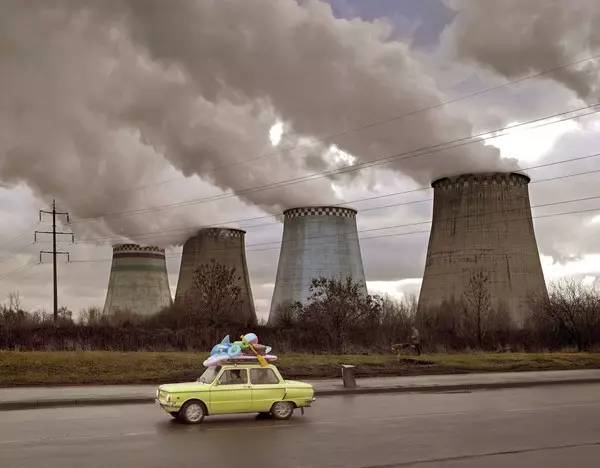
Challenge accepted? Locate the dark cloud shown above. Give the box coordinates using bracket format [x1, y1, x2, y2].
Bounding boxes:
[443, 0, 600, 103]
[0, 0, 513, 246]
[0, 0, 598, 316]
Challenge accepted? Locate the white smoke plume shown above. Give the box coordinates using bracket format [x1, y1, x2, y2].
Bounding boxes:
[0, 0, 512, 245]
[444, 0, 600, 102]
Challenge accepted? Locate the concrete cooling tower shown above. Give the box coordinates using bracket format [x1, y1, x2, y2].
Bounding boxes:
[417, 172, 548, 326]
[103, 244, 173, 316]
[268, 206, 367, 325]
[175, 228, 257, 326]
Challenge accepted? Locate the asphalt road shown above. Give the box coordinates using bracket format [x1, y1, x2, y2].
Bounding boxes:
[1, 384, 600, 467]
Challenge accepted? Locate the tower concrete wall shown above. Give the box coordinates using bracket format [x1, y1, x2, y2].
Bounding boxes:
[175, 228, 257, 326]
[103, 244, 173, 316]
[417, 172, 548, 327]
[268, 206, 367, 325]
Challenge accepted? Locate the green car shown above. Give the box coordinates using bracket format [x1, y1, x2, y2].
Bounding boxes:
[155, 362, 315, 424]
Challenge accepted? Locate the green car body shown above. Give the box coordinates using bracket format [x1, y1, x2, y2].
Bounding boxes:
[155, 362, 315, 423]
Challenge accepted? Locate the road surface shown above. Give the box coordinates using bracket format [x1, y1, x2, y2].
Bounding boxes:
[1, 384, 599, 467]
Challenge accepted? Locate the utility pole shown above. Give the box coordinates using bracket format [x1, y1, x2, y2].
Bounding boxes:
[35, 200, 73, 324]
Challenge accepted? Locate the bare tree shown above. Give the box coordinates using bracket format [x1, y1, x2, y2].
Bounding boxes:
[184, 260, 244, 328]
[463, 270, 491, 348]
[0, 291, 28, 329]
[56, 306, 74, 325]
[273, 299, 303, 328]
[78, 306, 106, 326]
[7, 291, 23, 313]
[530, 280, 600, 351]
[299, 276, 382, 350]
[110, 308, 141, 327]
[418, 297, 464, 351]
[380, 294, 416, 344]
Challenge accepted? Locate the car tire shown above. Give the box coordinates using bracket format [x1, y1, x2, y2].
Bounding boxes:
[180, 401, 206, 424]
[271, 401, 294, 420]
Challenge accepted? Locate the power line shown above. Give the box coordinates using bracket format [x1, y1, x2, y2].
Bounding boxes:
[0, 202, 53, 252]
[68, 195, 600, 263]
[4, 57, 600, 297]
[0, 243, 36, 266]
[17, 265, 48, 282]
[247, 205, 600, 253]
[0, 263, 52, 284]
[68, 52, 600, 206]
[0, 222, 40, 252]
[67, 103, 600, 228]
[0, 263, 33, 282]
[237, 194, 600, 251]
[69, 103, 600, 223]
[75, 158, 600, 245]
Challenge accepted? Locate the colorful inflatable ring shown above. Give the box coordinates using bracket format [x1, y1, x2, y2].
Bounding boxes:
[227, 344, 242, 357]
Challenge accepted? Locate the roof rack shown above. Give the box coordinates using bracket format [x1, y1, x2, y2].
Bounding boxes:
[223, 358, 259, 363]
[224, 357, 274, 363]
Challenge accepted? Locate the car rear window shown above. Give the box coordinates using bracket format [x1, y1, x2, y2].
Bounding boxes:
[250, 368, 280, 385]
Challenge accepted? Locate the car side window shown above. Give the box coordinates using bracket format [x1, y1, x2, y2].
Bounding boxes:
[217, 369, 248, 386]
[250, 368, 280, 385]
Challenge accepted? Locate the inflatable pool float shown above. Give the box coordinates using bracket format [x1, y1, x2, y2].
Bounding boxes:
[203, 353, 278, 367]
[205, 333, 276, 367]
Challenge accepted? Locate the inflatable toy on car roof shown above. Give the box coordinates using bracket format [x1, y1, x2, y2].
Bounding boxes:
[203, 333, 277, 367]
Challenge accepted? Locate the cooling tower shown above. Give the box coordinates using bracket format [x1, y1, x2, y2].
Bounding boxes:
[175, 228, 257, 326]
[417, 172, 548, 327]
[268, 206, 367, 325]
[103, 244, 173, 316]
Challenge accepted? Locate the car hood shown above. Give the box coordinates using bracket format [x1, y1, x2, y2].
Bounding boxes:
[159, 382, 209, 393]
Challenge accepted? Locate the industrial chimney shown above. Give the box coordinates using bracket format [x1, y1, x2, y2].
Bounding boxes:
[103, 244, 173, 316]
[175, 228, 257, 326]
[268, 206, 367, 325]
[417, 172, 548, 327]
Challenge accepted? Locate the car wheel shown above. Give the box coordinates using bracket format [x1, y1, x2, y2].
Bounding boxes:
[271, 401, 294, 420]
[180, 401, 205, 424]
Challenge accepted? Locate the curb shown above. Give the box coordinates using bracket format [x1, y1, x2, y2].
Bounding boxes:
[318, 376, 600, 396]
[2, 376, 600, 411]
[0, 397, 152, 412]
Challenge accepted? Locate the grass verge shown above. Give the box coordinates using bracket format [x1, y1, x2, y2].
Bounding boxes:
[0, 351, 599, 387]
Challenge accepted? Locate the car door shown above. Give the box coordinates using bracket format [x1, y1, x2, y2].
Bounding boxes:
[209, 368, 252, 414]
[249, 368, 284, 412]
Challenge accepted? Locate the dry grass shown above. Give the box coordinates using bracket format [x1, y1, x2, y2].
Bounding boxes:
[1, 351, 599, 386]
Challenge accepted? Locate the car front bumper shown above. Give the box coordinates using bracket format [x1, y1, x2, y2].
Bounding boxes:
[155, 399, 180, 412]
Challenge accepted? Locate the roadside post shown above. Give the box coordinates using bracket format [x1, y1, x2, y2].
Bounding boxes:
[342, 364, 356, 388]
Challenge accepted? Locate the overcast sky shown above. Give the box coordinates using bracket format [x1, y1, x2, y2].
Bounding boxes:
[1, 0, 599, 321]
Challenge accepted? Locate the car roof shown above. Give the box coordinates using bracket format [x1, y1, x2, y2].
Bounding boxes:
[218, 363, 278, 370]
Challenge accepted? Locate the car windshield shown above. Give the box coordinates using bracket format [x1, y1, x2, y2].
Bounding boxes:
[198, 366, 221, 384]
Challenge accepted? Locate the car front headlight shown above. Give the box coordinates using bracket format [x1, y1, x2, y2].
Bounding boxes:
[156, 389, 160, 398]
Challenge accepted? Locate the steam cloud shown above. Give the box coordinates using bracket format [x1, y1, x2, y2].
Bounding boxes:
[444, 0, 600, 102]
[0, 0, 512, 245]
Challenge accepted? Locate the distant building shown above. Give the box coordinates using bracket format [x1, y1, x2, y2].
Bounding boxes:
[268, 206, 367, 325]
[418, 172, 548, 326]
[175, 228, 257, 326]
[103, 244, 172, 316]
